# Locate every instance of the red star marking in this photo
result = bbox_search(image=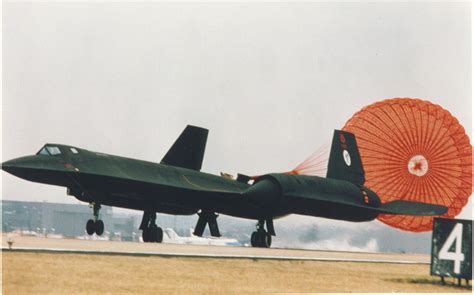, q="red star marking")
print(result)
[413,162,423,171]
[339,134,346,143]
